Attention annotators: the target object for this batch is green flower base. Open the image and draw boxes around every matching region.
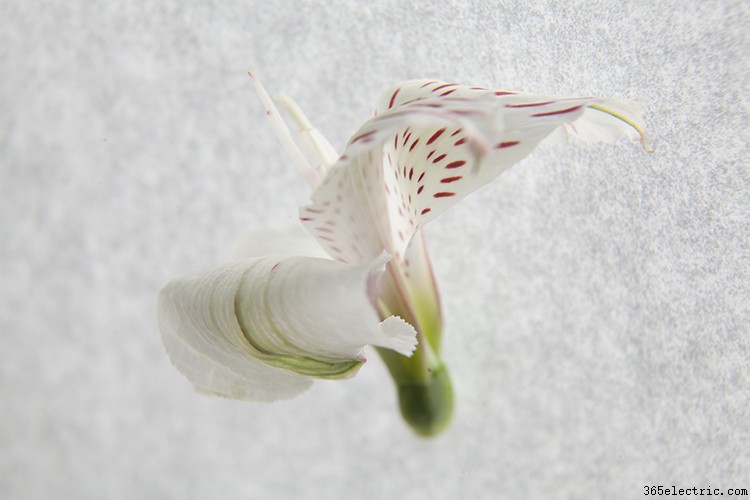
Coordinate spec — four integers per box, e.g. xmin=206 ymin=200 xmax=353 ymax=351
xmin=395 ymin=364 xmax=454 ymax=437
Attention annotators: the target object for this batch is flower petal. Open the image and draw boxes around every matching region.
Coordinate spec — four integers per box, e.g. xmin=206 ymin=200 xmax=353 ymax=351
xmin=159 ymin=255 xmax=417 ymax=400
xmin=564 ymin=98 xmax=650 ymax=149
xmin=376 ymin=232 xmax=443 ymax=350
xmin=230 ymin=223 xmax=329 ymax=260
xmin=160 ymin=315 xmax=313 ymax=402
xmin=374 ymin=79 xmax=499 ymax=113
xmin=301 ymin=80 xmax=648 ymax=261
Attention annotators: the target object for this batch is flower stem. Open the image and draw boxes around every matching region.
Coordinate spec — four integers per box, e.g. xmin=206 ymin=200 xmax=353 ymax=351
xmin=376 ymin=345 xmax=454 ymax=437
xmin=376 ymin=257 xmax=454 ymax=436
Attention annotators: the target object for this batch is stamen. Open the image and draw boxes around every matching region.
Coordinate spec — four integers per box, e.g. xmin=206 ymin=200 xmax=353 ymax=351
xmin=278 ymin=93 xmax=340 ymax=172
xmin=248 ymin=71 xmax=321 ymax=187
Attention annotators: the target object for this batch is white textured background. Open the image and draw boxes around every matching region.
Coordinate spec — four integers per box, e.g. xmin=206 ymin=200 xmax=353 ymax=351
xmin=2 ymin=1 xmax=748 ymax=499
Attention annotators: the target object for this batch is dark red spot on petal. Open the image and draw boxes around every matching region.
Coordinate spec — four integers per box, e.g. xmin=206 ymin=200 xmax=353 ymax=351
xmin=441 ymin=176 xmax=462 ymax=183
xmin=445 ymin=160 xmax=466 ymax=169
xmin=433 ymin=192 xmax=455 ymax=198
xmin=388 ymin=87 xmax=400 ymax=109
xmin=420 ymin=80 xmax=438 ymax=88
xmin=408 ymin=167 xmax=414 ymax=180
xmin=432 ymin=153 xmax=447 ymax=163
xmin=417 ymin=185 xmax=425 ymax=194
xmin=454 ymin=137 xmax=468 ymax=146
xmin=417 ymin=172 xmax=426 ymax=182
xmin=450 ymin=129 xmax=462 ymax=137
xmin=495 ymin=141 xmax=520 ymax=148
xmin=352 ymin=130 xmax=377 ymax=143
xmin=505 ymin=101 xmax=554 ymax=108
xmin=421 ymin=208 xmax=432 ymax=215
xmin=440 ymin=89 xmax=457 ymax=97
xmin=494 ymin=91 xmax=516 ymax=95
xmin=427 ymin=128 xmax=447 ymax=145
xmin=410 ymin=102 xmax=443 ymax=108
xmin=409 ymin=138 xmax=419 ymax=152
xmin=432 ymin=83 xmax=457 ymax=92
xmin=532 ymin=105 xmax=583 ymax=117
xmin=426 ymin=150 xmax=435 ymax=160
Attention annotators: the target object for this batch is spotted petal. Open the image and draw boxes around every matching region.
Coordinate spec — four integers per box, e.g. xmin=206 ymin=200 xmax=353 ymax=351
xmin=301 ymin=80 xmax=648 ymax=262
xmin=158 ymin=254 xmax=417 ymax=401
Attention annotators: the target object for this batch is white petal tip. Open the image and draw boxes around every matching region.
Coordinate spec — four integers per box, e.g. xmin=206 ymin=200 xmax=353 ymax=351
xmin=379 ymin=316 xmax=418 ymax=356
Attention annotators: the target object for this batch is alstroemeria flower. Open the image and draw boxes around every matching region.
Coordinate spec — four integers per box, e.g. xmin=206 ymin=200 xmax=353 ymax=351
xmin=158 ymin=75 xmax=648 ymax=434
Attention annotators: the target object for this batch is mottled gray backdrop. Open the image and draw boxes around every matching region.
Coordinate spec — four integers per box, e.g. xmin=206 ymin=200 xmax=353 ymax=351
xmin=1 ymin=1 xmax=748 ymax=499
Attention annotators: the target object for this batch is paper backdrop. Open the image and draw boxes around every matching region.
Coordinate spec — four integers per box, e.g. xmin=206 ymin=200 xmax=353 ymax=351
xmin=2 ymin=1 xmax=748 ymax=498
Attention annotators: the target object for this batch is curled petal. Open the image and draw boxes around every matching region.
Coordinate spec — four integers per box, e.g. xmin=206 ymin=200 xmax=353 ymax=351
xmin=159 ymin=255 xmax=417 ymax=401
xmin=301 ymin=80 xmax=649 ymax=262
xmin=566 ymin=98 xmax=650 ymax=149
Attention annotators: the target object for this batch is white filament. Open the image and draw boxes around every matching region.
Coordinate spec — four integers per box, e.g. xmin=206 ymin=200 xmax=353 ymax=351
xmin=248 ymin=71 xmax=322 ymax=188
xmin=277 ymin=93 xmax=339 ymax=172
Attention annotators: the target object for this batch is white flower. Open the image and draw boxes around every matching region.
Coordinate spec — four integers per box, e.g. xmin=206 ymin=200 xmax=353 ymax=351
xmin=158 ymin=74 xmax=648 ymax=433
